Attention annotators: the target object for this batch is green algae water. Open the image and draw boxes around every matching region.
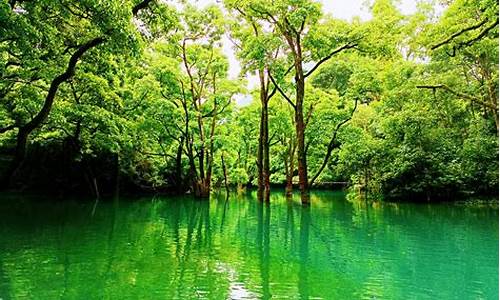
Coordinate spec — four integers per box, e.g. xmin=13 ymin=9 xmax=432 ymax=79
xmin=0 ymin=191 xmax=497 ymax=299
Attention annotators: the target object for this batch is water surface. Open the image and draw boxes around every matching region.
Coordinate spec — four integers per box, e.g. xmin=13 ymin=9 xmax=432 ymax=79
xmin=0 ymin=191 xmax=497 ymax=299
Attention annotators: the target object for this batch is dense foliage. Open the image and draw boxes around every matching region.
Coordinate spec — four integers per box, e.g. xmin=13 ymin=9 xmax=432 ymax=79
xmin=0 ymin=0 xmax=497 ymax=201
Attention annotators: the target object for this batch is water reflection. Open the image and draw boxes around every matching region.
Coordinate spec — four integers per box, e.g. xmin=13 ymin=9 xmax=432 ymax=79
xmin=256 ymin=202 xmax=271 ymax=299
xmin=0 ymin=192 xmax=497 ymax=299
xmin=298 ymin=206 xmax=310 ymax=300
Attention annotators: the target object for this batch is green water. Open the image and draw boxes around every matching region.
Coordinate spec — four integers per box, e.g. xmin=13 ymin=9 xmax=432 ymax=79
xmin=0 ymin=191 xmax=497 ymax=299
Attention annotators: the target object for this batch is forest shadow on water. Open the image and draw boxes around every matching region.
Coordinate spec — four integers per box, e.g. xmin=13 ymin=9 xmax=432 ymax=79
xmin=0 ymin=191 xmax=497 ymax=299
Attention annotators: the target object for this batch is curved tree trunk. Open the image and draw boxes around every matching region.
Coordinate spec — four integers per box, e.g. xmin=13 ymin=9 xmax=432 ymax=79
xmin=1 ymin=0 xmax=155 ymax=188
xmin=1 ymin=37 xmax=105 ymax=187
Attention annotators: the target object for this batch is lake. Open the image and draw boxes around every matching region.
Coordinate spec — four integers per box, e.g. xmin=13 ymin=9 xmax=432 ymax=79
xmin=0 ymin=191 xmax=497 ymax=299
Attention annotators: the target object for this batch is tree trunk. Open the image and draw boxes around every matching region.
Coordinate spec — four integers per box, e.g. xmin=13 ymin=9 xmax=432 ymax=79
xmin=175 ymin=137 xmax=184 ymax=192
xmin=262 ymin=95 xmax=271 ymax=202
xmin=295 ymin=65 xmax=310 ymax=205
xmin=257 ymin=115 xmax=264 ymax=200
xmin=194 ymin=179 xmax=210 ymax=198
xmin=285 ymin=175 xmax=293 ymax=197
xmin=257 ymin=70 xmax=266 ymax=201
xmin=0 ymin=37 xmax=105 ymax=187
xmin=221 ymin=153 xmax=230 ymax=196
xmin=114 ymin=153 xmax=120 ymax=197
xmin=285 ymin=139 xmax=295 ymax=197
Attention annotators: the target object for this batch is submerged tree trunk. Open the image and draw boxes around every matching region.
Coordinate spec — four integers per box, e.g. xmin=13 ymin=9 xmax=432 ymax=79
xmin=221 ymin=153 xmax=230 ymax=197
xmin=257 ymin=69 xmax=272 ymax=202
xmin=174 ymin=137 xmax=184 ymax=193
xmin=257 ymin=105 xmax=264 ymax=201
xmin=271 ymin=30 xmax=310 ymax=205
xmin=262 ymin=92 xmax=271 ymax=202
xmin=294 ymin=57 xmax=310 ymax=205
xmin=269 ymin=19 xmax=358 ymax=205
xmin=284 ymin=138 xmax=296 ymax=197
xmin=194 ymin=179 xmax=210 ymax=198
xmin=285 ymin=174 xmax=293 ymax=197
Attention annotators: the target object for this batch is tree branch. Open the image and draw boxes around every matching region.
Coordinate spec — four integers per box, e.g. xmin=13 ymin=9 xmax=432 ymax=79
xmin=431 ymin=18 xmax=488 ymax=50
xmin=305 ymin=42 xmax=358 ymax=78
xmin=416 ymin=84 xmax=498 ymax=110
xmin=268 ymin=70 xmax=296 ymax=110
xmin=132 ymin=0 xmax=154 ymax=16
xmin=0 ymin=124 xmax=17 ymax=134
xmin=22 ymin=36 xmax=106 ymax=135
xmin=309 ymin=98 xmax=358 ymax=187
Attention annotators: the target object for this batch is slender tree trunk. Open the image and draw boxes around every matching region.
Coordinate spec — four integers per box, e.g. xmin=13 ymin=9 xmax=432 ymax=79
xmin=309 ymin=99 xmax=357 ymax=187
xmin=295 ymin=65 xmax=310 ymax=205
xmin=257 ymin=71 xmax=266 ymax=201
xmin=284 ymin=150 xmax=291 ymax=196
xmin=221 ymin=153 xmax=230 ymax=197
xmin=275 ymin=19 xmax=357 ymax=204
xmin=191 ymin=102 xmax=210 ymax=198
xmin=262 ymin=95 xmax=271 ymax=202
xmin=285 ymin=138 xmax=296 ymax=197
xmin=175 ymin=137 xmax=184 ymax=193
xmin=257 ymin=115 xmax=264 ymax=200
xmin=185 ymin=135 xmax=200 ymax=196
xmin=285 ymin=172 xmax=293 ymax=197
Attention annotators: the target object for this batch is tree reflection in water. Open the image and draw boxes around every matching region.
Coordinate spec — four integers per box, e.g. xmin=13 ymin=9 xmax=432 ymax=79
xmin=0 ymin=192 xmax=496 ymax=299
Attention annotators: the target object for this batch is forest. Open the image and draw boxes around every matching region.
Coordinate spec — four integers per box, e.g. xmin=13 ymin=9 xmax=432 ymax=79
xmin=0 ymin=0 xmax=498 ymax=203
xmin=0 ymin=1 xmax=498 ymax=299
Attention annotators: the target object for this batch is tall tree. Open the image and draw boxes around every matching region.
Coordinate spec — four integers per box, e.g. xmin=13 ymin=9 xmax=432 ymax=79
xmin=225 ymin=2 xmax=284 ymax=202
xmin=227 ymin=0 xmax=361 ymax=204
xmin=166 ymin=4 xmax=239 ymax=197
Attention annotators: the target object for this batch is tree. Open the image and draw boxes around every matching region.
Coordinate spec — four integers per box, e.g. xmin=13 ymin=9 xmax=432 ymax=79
xmin=163 ymin=4 xmax=240 ymax=197
xmin=225 ymin=2 xmax=285 ymax=202
xmin=0 ymin=0 xmax=173 ymax=186
xmin=225 ymin=0 xmax=362 ymax=204
xmin=419 ymin=0 xmax=499 ymax=133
